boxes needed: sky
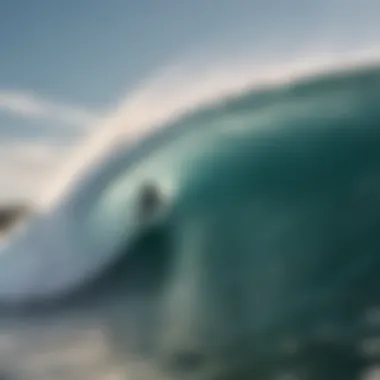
[0,0,379,203]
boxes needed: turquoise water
[1,63,380,379]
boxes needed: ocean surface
[1,62,380,379]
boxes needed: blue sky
[0,0,379,202]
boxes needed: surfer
[136,181,165,225]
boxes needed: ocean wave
[0,59,379,380]
[1,61,378,301]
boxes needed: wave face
[1,63,380,380]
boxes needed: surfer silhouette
[136,181,165,225]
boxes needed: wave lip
[38,50,380,211]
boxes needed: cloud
[0,90,101,203]
[0,140,74,203]
[0,90,100,128]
